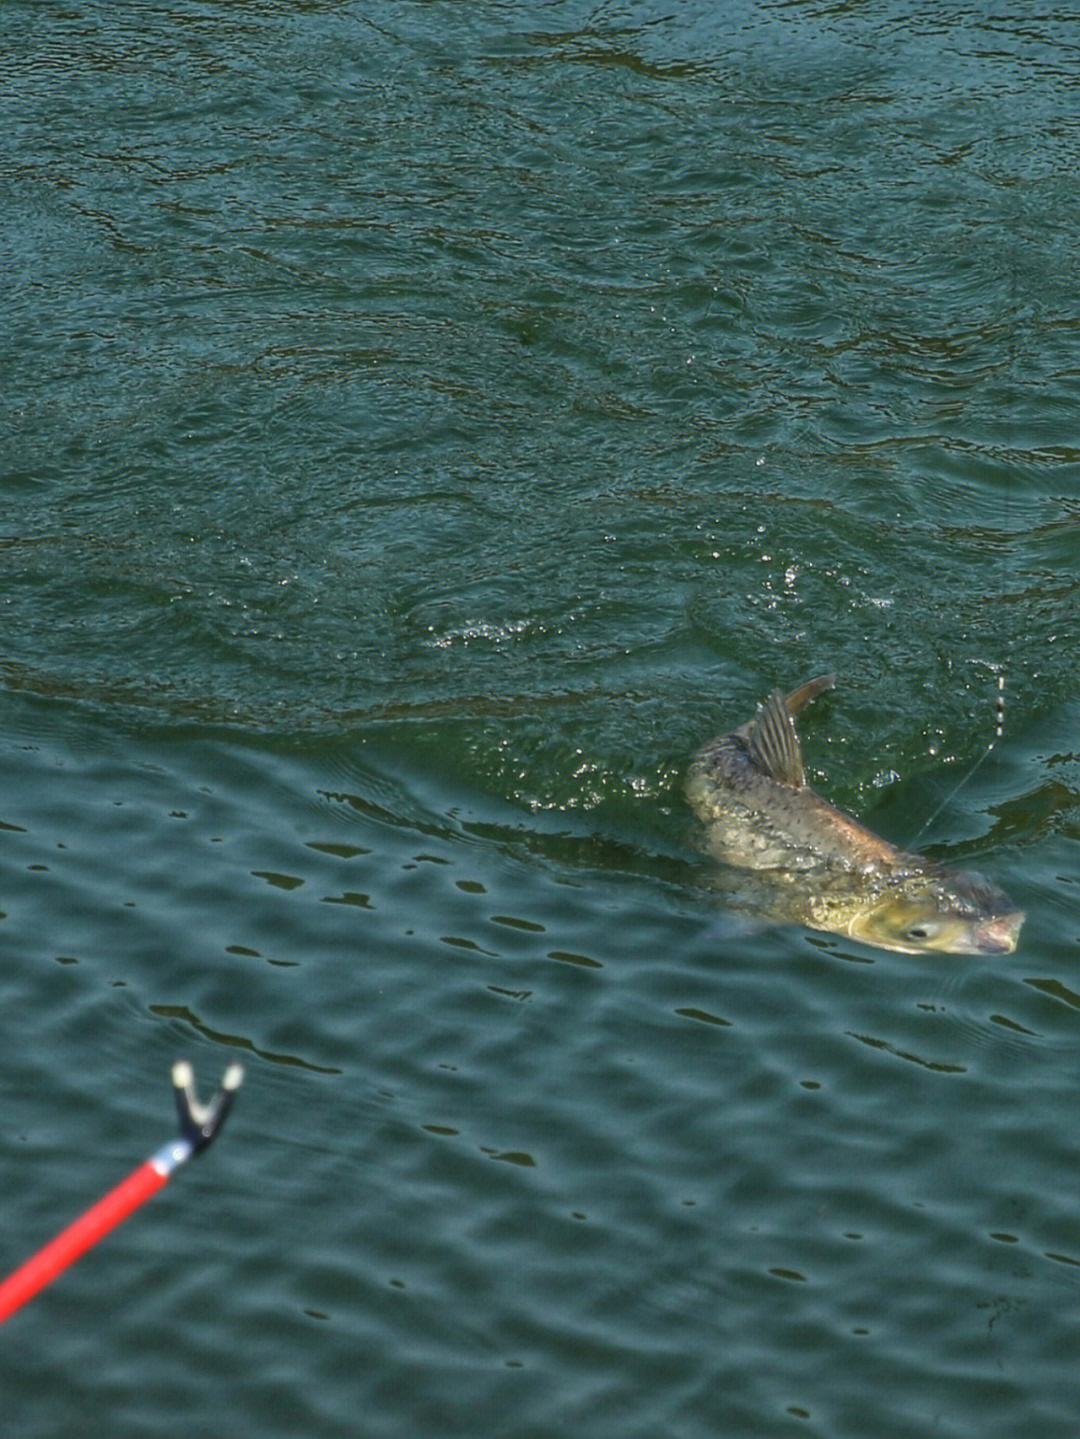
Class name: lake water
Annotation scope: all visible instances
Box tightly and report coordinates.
[2,2,1079,1435]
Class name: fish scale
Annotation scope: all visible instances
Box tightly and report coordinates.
[687,677,1024,956]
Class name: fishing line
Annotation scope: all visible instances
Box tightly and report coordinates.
[909,673,1004,846]
[909,224,1017,848]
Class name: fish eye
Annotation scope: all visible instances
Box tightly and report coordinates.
[905,925,933,942]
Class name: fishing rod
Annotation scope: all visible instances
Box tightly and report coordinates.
[0,1059,243,1325]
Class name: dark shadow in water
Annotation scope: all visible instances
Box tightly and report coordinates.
[149,1003,342,1075]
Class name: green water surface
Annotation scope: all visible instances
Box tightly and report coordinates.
[2,2,1079,1436]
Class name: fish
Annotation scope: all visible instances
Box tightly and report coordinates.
[686,675,1024,955]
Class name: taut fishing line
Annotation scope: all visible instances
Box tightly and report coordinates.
[908,230,1016,849]
[909,672,1005,846]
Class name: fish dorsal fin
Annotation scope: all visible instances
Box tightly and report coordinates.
[747,689,806,788]
[784,673,835,717]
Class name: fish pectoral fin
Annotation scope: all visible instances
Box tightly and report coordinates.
[747,689,807,788]
[784,673,835,716]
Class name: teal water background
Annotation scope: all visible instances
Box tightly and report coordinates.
[2,2,1079,1434]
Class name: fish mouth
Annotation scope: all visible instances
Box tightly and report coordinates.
[970,912,1025,955]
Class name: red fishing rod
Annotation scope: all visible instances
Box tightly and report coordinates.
[0,1059,243,1325]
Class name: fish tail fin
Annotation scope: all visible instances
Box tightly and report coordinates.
[784,673,835,717]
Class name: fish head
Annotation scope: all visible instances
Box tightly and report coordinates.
[846,869,1024,956]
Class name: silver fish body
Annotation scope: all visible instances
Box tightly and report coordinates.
[687,676,1024,956]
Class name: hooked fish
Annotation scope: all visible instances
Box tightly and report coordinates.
[686,675,1024,955]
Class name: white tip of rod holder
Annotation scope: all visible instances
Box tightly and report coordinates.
[171,1060,244,1155]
